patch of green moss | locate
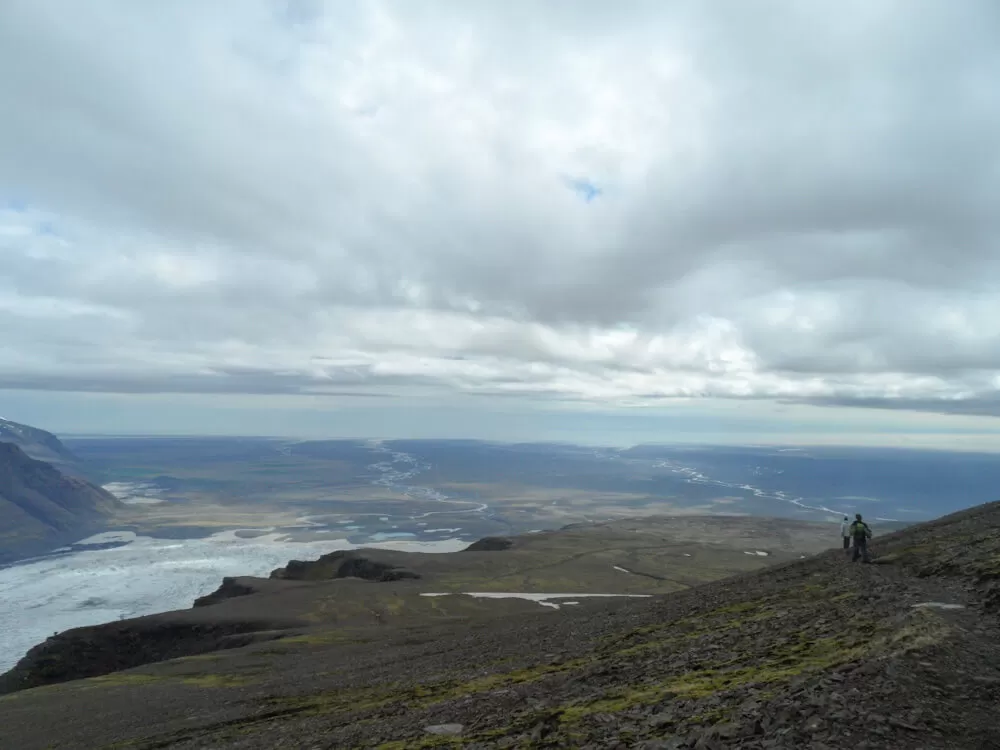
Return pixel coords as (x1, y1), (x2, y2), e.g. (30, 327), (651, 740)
(609, 601), (782, 659)
(65, 668), (261, 693)
(119, 574), (949, 746)
(84, 673), (163, 688)
(970, 554), (1000, 580)
(604, 622), (672, 651)
(888, 609), (950, 653)
(608, 603), (764, 649)
(0, 682), (70, 702)
(705, 600), (761, 616)
(171, 653), (222, 663)
(179, 674), (256, 688)
(264, 683), (400, 717)
(405, 658), (590, 706)
(261, 658), (592, 722)
(612, 636), (683, 658)
(555, 629), (873, 724)
(886, 543), (933, 561)
(376, 737), (464, 750)
(279, 630), (375, 646)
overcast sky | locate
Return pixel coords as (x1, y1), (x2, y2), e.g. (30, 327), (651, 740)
(2, 1), (1000, 447)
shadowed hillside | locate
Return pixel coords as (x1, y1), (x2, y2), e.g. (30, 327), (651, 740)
(0, 442), (121, 564)
(1, 503), (998, 749)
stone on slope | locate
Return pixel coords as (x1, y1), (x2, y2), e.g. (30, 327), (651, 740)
(424, 724), (464, 736)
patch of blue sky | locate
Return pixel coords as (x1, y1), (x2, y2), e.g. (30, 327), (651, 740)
(563, 177), (602, 203)
(277, 0), (323, 27)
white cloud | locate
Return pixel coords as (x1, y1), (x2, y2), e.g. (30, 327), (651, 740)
(2, 1), (1000, 422)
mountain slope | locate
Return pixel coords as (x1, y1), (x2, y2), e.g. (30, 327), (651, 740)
(0, 417), (81, 470)
(1, 502), (999, 749)
(0, 442), (121, 563)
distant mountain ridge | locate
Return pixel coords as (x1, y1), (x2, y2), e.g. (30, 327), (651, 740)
(0, 439), (121, 564)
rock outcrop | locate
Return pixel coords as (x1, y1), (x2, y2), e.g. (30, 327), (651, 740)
(0, 613), (292, 694)
(464, 535), (515, 551)
(192, 577), (262, 607)
(270, 549), (421, 582)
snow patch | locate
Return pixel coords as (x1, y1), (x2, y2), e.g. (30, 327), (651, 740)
(76, 531), (138, 546)
(418, 592), (652, 611)
(211, 528), (278, 542)
(912, 602), (965, 611)
(102, 482), (165, 505)
(370, 532), (417, 541)
(613, 566), (631, 573)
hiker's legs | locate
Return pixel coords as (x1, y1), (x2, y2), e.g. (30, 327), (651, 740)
(857, 537), (870, 563)
(852, 540), (861, 562)
(843, 537), (850, 555)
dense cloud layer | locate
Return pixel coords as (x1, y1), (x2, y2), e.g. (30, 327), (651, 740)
(2, 1), (1000, 415)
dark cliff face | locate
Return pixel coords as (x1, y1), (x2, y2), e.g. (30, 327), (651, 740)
(269, 549), (422, 582)
(0, 614), (293, 694)
(464, 536), (515, 551)
(0, 442), (121, 562)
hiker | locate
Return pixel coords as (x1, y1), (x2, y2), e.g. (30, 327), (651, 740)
(850, 513), (872, 563)
(840, 516), (851, 555)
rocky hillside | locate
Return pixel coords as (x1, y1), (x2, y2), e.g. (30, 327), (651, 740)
(0, 442), (121, 563)
(0, 502), (998, 749)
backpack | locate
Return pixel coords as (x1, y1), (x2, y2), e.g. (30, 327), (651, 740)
(850, 521), (871, 539)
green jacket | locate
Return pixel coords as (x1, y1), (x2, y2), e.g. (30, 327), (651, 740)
(850, 520), (871, 539)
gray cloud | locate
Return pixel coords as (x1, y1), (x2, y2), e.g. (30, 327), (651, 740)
(2, 0), (1000, 416)
(790, 396), (1000, 420)
(0, 376), (395, 397)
